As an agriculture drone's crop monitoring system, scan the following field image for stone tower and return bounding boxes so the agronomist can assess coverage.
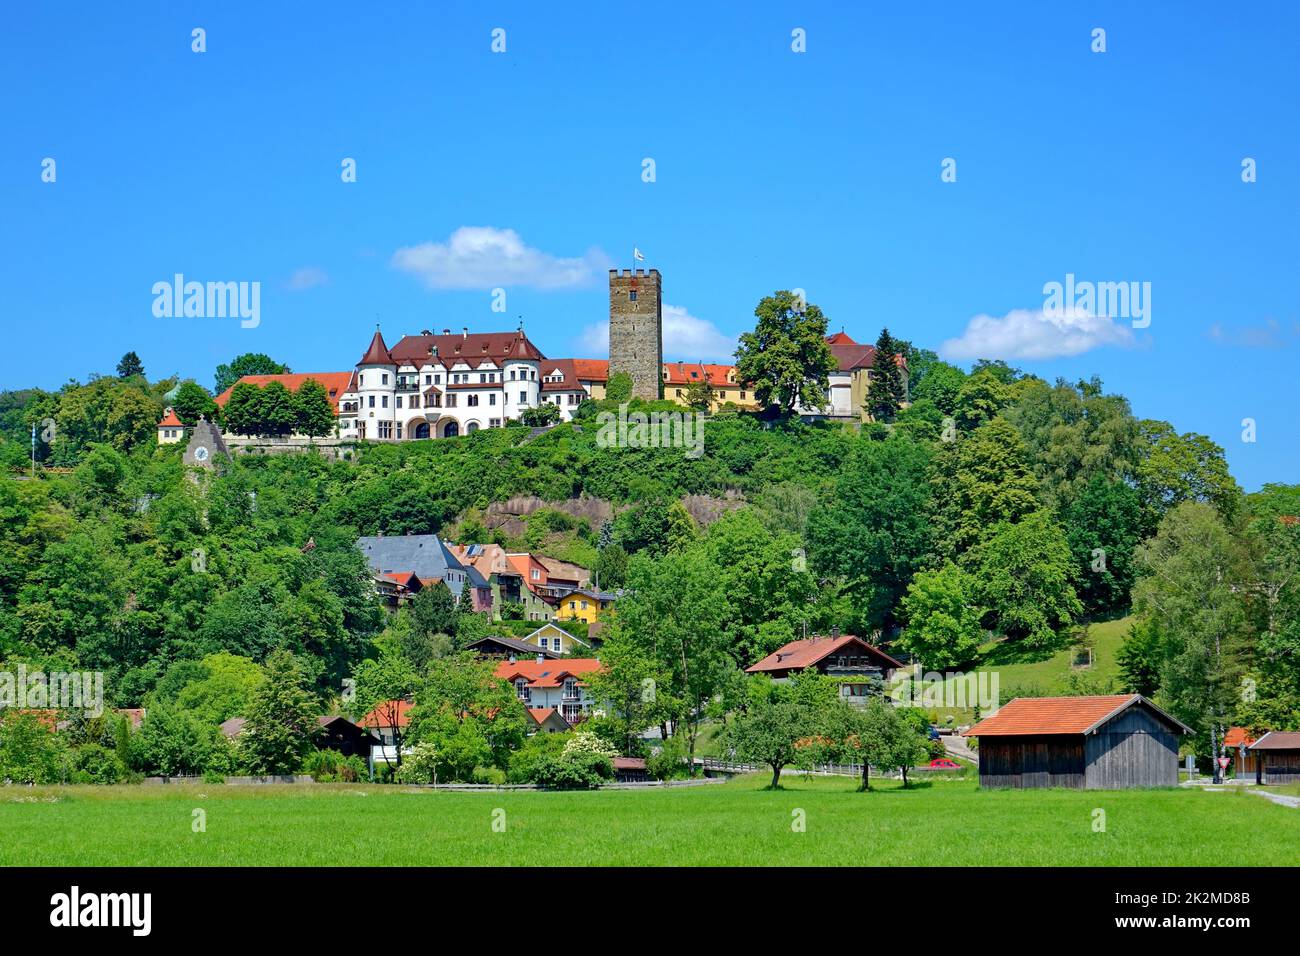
[608,268,662,400]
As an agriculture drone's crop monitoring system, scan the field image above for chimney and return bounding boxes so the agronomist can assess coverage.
[443,328,451,336]
[462,327,469,339]
[830,627,840,640]
[508,653,516,663]
[536,653,545,664]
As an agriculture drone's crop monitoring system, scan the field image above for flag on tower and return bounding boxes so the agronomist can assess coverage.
[633,247,645,261]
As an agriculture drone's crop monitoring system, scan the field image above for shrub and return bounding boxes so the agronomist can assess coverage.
[70,743,128,784]
[646,734,689,781]
[303,749,368,782]
[471,765,506,785]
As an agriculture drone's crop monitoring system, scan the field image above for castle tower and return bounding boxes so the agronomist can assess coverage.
[608,268,662,400]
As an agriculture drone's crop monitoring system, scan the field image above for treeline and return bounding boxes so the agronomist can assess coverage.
[0,333,1295,768]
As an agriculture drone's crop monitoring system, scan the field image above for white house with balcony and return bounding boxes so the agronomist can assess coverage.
[493,657,603,727]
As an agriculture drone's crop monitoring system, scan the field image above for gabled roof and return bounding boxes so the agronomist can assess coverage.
[359,329,396,366]
[356,534,470,597]
[822,332,907,373]
[662,361,740,387]
[962,695,1192,737]
[356,699,414,730]
[465,635,561,659]
[494,658,602,688]
[158,408,183,428]
[214,372,356,412]
[522,622,588,648]
[388,330,544,368]
[1224,726,1257,748]
[1248,731,1300,751]
[746,634,904,674]
[526,707,568,728]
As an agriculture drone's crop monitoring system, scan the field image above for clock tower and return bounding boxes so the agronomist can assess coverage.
[184,415,228,471]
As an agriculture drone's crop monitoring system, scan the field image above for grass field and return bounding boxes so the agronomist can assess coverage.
[3,774,1297,866]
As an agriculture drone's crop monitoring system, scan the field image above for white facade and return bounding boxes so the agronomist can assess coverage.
[341,330,546,441]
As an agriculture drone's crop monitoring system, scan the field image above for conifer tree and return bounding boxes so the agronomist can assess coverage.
[867,328,907,423]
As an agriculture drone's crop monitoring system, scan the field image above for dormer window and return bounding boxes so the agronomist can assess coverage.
[514,678,530,702]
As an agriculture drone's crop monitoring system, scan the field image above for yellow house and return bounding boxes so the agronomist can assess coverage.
[555,589,617,624]
[662,362,760,412]
[520,622,590,656]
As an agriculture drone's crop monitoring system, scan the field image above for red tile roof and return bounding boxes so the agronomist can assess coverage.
[1248,731,1300,751]
[214,372,356,412]
[1224,726,1257,748]
[158,408,183,428]
[527,707,566,726]
[359,329,396,366]
[389,331,544,368]
[963,695,1191,737]
[662,362,740,387]
[494,658,603,689]
[356,699,414,729]
[746,634,904,674]
[823,332,907,373]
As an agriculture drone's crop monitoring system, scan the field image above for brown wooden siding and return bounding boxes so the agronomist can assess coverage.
[978,736,1085,789]
[1260,750,1300,785]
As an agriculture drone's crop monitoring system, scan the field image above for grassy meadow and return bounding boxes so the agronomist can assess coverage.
[3,774,1296,867]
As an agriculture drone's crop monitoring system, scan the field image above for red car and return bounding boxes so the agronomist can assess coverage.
[929,758,960,769]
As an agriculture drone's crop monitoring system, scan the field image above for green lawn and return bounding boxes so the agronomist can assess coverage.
[924,617,1133,725]
[4,774,1297,866]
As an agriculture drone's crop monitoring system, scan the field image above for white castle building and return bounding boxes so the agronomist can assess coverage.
[342,326,559,440]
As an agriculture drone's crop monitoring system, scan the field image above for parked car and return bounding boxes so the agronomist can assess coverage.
[927,725,941,740]
[929,758,960,770]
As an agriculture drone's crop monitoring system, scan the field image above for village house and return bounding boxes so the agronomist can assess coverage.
[526,707,571,734]
[465,635,561,660]
[495,657,602,727]
[793,331,909,422]
[746,633,905,705]
[356,533,493,613]
[448,543,555,622]
[518,622,591,656]
[156,408,185,444]
[355,699,415,773]
[1247,731,1300,785]
[218,715,379,761]
[963,694,1191,790]
[555,588,618,624]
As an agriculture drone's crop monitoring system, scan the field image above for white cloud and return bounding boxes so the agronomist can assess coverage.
[392,227,610,290]
[579,304,738,363]
[939,306,1135,362]
[284,266,329,291]
[1207,318,1299,349]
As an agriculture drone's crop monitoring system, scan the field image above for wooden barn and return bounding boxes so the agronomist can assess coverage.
[1248,732,1300,785]
[963,694,1191,790]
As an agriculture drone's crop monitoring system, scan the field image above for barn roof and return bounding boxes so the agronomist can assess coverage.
[1248,731,1300,751]
[962,694,1192,737]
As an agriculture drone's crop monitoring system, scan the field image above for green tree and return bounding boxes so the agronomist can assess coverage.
[866,328,907,423]
[173,652,266,724]
[214,353,290,394]
[351,645,421,770]
[223,381,262,436]
[411,580,457,639]
[909,360,966,416]
[898,562,984,669]
[116,352,145,379]
[259,381,297,438]
[171,381,218,426]
[1062,475,1142,617]
[293,378,336,439]
[734,290,838,416]
[520,403,562,427]
[808,436,934,633]
[605,371,634,403]
[723,695,817,789]
[970,511,1082,648]
[683,375,715,411]
[1135,420,1240,532]
[239,649,319,775]
[931,416,1040,556]
[1133,502,1250,774]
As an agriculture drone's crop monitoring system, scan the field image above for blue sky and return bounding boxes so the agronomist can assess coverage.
[2,2,1296,490]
